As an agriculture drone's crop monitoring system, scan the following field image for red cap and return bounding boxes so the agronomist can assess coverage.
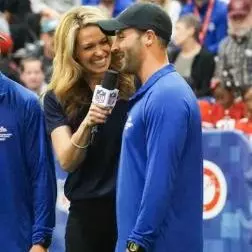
[228,0,252,19]
[0,32,13,54]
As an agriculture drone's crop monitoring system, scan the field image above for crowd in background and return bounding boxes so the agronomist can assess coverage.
[1,0,252,137]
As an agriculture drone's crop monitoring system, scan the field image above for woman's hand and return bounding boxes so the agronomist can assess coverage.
[83,103,112,127]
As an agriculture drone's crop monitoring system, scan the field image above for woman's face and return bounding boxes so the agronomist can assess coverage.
[75,25,111,77]
[174,21,193,47]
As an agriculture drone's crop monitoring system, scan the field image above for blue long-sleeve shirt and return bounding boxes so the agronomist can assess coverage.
[116,64,203,252]
[0,73,56,251]
[180,0,228,54]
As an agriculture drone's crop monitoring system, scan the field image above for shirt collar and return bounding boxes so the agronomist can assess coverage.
[130,64,176,102]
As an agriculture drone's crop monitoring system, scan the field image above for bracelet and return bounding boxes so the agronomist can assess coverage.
[70,138,90,149]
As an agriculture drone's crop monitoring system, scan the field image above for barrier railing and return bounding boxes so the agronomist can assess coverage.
[51,130,252,252]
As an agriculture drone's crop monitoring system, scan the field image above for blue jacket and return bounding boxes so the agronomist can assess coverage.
[81,0,133,17]
[181,0,228,54]
[0,73,56,251]
[116,64,203,252]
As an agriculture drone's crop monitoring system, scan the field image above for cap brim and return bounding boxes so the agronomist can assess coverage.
[97,19,129,36]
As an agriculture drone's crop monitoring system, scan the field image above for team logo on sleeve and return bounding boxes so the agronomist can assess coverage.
[203,160,227,220]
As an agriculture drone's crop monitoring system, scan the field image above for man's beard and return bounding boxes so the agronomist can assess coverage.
[120,48,141,75]
[229,26,251,38]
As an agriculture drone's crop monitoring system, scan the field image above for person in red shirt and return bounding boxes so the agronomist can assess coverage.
[235,86,252,135]
[210,78,245,128]
[198,99,214,128]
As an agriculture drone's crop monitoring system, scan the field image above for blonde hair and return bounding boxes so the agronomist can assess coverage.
[48,6,135,119]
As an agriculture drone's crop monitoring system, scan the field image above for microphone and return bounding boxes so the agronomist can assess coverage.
[91,70,119,143]
[92,69,119,108]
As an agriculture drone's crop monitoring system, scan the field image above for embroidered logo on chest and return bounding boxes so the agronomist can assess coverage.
[0,126,13,141]
[124,116,134,130]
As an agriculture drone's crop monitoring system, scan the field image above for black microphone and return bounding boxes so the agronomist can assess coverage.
[92,69,119,107]
[91,70,119,143]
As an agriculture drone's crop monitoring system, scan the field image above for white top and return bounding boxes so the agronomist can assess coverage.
[30,0,81,14]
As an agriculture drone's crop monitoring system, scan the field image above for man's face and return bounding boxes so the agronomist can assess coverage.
[41,31,55,58]
[195,0,209,7]
[143,0,166,6]
[20,60,45,92]
[111,28,144,75]
[101,0,114,4]
[228,10,252,36]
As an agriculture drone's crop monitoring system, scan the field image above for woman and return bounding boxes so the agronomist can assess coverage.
[43,6,135,252]
[170,14,215,98]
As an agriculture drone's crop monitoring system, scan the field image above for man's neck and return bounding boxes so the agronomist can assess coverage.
[138,52,169,84]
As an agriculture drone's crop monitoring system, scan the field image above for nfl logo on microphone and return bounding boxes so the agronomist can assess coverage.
[93,85,119,108]
[95,89,106,103]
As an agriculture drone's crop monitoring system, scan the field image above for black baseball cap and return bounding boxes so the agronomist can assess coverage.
[97,3,172,43]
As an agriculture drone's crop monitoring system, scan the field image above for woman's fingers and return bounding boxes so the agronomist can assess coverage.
[87,104,112,125]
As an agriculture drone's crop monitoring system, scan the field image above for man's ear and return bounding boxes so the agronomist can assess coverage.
[142,30,156,47]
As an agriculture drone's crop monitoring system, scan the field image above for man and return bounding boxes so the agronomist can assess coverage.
[0,34,56,251]
[215,0,252,88]
[97,3,203,252]
[181,0,228,54]
[40,18,59,83]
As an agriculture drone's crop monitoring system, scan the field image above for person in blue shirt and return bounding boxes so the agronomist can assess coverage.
[82,0,133,17]
[180,0,228,54]
[97,3,203,252]
[0,34,56,252]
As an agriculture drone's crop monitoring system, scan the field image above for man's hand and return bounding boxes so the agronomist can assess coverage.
[29,245,47,252]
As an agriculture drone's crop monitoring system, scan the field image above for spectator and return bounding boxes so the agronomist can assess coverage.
[30,0,61,19]
[43,6,134,252]
[40,18,59,83]
[19,57,47,96]
[181,0,228,54]
[0,11,9,34]
[31,0,80,14]
[235,86,252,136]
[0,33,56,252]
[0,0,43,51]
[0,31,19,82]
[139,0,182,30]
[209,77,245,128]
[198,99,214,128]
[83,0,134,17]
[215,0,252,88]
[170,14,215,97]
